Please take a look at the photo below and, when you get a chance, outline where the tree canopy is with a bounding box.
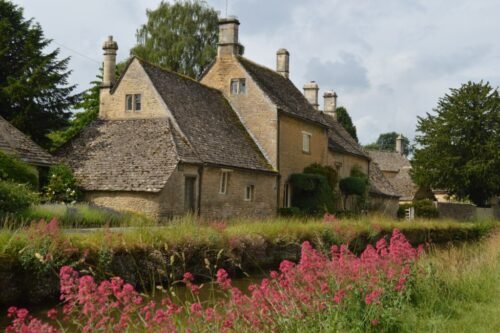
[336,106,358,142]
[411,81,500,207]
[0,1,79,147]
[364,132,412,156]
[131,0,219,79]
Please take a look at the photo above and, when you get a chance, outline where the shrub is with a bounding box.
[278,207,303,217]
[303,163,338,190]
[0,151,38,189]
[43,164,81,203]
[290,173,335,215]
[0,181,38,215]
[398,199,439,219]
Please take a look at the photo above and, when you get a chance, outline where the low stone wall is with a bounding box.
[436,202,476,221]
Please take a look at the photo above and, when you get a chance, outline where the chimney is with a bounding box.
[102,36,118,89]
[218,16,243,57]
[303,81,319,110]
[396,134,404,155]
[323,91,338,118]
[276,48,289,79]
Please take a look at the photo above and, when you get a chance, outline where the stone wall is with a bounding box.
[200,165,277,219]
[99,59,170,120]
[201,56,278,168]
[278,114,328,207]
[436,202,476,221]
[327,151,369,179]
[368,195,399,217]
[85,191,162,218]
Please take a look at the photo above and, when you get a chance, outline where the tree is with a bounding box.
[412,81,500,207]
[48,63,126,151]
[335,106,358,142]
[364,132,412,156]
[0,1,79,147]
[131,0,219,79]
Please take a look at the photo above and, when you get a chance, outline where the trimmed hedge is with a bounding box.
[289,173,335,214]
[398,199,440,219]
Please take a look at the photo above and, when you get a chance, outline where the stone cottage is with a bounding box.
[201,17,399,214]
[0,115,55,185]
[60,37,276,219]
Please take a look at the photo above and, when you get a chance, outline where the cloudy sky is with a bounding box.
[12,0,500,144]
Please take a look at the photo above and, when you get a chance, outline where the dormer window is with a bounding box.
[125,94,141,112]
[230,78,246,95]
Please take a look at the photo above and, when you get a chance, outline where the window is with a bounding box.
[245,185,255,201]
[126,95,133,112]
[125,94,141,112]
[283,183,291,208]
[219,170,230,194]
[302,132,311,153]
[134,94,141,111]
[230,78,246,95]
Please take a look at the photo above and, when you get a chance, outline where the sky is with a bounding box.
[11,0,500,145]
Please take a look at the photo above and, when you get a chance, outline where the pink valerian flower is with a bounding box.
[365,289,384,305]
[323,213,337,223]
[216,268,232,290]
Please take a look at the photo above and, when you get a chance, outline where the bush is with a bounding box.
[43,164,81,203]
[290,173,335,215]
[0,151,38,189]
[0,181,38,214]
[398,199,439,219]
[303,163,338,190]
[278,207,303,217]
[339,177,367,196]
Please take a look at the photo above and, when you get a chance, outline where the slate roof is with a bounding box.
[139,59,272,172]
[321,114,370,160]
[390,166,419,201]
[58,118,181,192]
[367,150,411,172]
[236,57,328,126]
[368,162,400,198]
[0,115,55,166]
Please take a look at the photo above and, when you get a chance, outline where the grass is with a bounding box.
[399,229,500,332]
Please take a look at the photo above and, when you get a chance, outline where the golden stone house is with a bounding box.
[61,17,399,219]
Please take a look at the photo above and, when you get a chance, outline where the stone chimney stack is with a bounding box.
[396,134,404,155]
[276,49,289,79]
[303,81,319,110]
[102,36,118,89]
[218,16,243,57]
[323,91,338,118]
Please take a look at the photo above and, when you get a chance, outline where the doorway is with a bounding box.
[184,176,197,213]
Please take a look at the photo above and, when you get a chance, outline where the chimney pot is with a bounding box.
[323,90,338,118]
[102,35,118,88]
[396,134,404,154]
[276,48,289,79]
[303,81,320,110]
[217,17,243,57]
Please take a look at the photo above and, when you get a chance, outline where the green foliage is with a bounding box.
[0,1,80,147]
[0,180,38,214]
[0,151,38,188]
[364,132,412,156]
[398,199,439,219]
[132,0,219,79]
[335,106,358,142]
[278,207,303,217]
[303,163,339,190]
[412,81,500,207]
[289,173,335,215]
[43,164,80,203]
[339,177,367,197]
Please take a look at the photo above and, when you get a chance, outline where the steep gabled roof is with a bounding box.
[369,162,400,198]
[58,119,181,192]
[390,166,419,201]
[367,150,411,172]
[139,59,272,172]
[0,115,55,166]
[236,57,328,127]
[321,114,370,160]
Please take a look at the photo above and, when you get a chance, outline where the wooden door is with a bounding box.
[184,177,196,213]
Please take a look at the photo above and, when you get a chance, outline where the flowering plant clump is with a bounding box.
[6,229,422,332]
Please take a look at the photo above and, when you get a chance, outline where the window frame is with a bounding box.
[302,131,312,154]
[219,170,232,194]
[244,184,255,201]
[125,93,142,112]
[134,94,141,112]
[283,183,291,208]
[229,78,246,95]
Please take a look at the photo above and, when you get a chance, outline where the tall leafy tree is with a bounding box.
[412,81,500,207]
[364,132,412,156]
[132,0,219,79]
[336,106,359,143]
[0,1,79,147]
